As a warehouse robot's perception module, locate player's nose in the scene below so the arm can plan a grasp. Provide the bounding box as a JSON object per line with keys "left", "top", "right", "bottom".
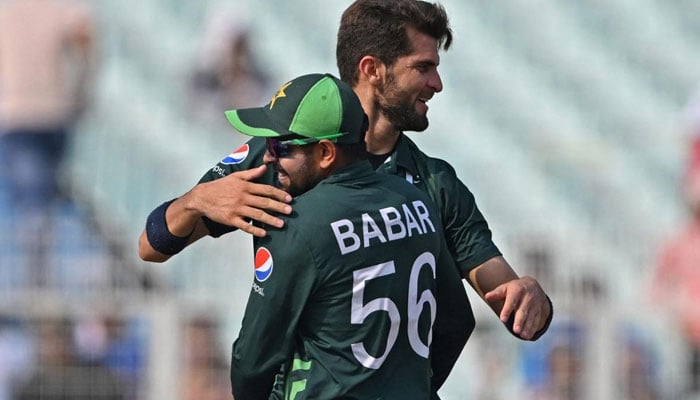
{"left": 263, "top": 151, "right": 277, "bottom": 163}
{"left": 428, "top": 70, "right": 443, "bottom": 93}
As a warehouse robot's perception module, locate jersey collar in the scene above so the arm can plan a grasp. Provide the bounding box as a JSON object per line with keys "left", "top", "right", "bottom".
{"left": 376, "top": 133, "right": 420, "bottom": 179}
{"left": 322, "top": 160, "right": 376, "bottom": 185}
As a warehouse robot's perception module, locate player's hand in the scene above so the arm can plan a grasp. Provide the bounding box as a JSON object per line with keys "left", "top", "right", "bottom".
{"left": 189, "top": 165, "right": 292, "bottom": 237}
{"left": 484, "top": 276, "right": 550, "bottom": 340}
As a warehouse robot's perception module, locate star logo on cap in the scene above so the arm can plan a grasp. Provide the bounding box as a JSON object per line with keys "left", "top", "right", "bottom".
{"left": 269, "top": 81, "right": 292, "bottom": 109}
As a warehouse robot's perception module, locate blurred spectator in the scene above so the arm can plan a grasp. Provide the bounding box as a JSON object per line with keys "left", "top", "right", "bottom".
{"left": 73, "top": 314, "right": 145, "bottom": 399}
{"left": 0, "top": 317, "right": 32, "bottom": 400}
{"left": 517, "top": 236, "right": 555, "bottom": 293}
{"left": 521, "top": 320, "right": 585, "bottom": 400}
{"left": 180, "top": 315, "right": 230, "bottom": 400}
{"left": 0, "top": 0, "right": 96, "bottom": 287}
{"left": 12, "top": 316, "right": 125, "bottom": 400}
{"left": 471, "top": 325, "right": 518, "bottom": 400}
{"left": 650, "top": 93, "right": 700, "bottom": 397}
{"left": 618, "top": 327, "right": 660, "bottom": 400}
{"left": 187, "top": 5, "right": 269, "bottom": 129}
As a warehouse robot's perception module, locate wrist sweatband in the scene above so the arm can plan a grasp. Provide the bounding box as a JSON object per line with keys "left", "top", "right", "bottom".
{"left": 530, "top": 295, "right": 554, "bottom": 341}
{"left": 145, "top": 199, "right": 191, "bottom": 256}
{"left": 505, "top": 294, "right": 554, "bottom": 341}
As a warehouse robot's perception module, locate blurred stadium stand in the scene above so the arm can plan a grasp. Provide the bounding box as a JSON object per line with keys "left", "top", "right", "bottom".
{"left": 1, "top": 0, "right": 699, "bottom": 399}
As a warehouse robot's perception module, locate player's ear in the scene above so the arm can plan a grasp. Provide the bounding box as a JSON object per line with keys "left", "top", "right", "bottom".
{"left": 316, "top": 140, "right": 336, "bottom": 169}
{"left": 358, "top": 55, "right": 385, "bottom": 88}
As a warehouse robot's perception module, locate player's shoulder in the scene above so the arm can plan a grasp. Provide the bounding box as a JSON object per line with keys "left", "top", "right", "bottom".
{"left": 199, "top": 137, "right": 268, "bottom": 184}
{"left": 399, "top": 135, "right": 457, "bottom": 176}
{"left": 377, "top": 171, "right": 434, "bottom": 202}
{"left": 292, "top": 171, "right": 431, "bottom": 220}
{"left": 416, "top": 150, "right": 458, "bottom": 178}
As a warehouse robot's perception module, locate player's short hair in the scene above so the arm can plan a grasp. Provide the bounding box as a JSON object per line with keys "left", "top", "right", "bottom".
{"left": 337, "top": 0, "right": 453, "bottom": 86}
{"left": 335, "top": 114, "right": 369, "bottom": 162}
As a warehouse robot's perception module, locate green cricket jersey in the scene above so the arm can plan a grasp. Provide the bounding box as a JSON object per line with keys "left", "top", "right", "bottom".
{"left": 373, "top": 134, "right": 503, "bottom": 276}
{"left": 199, "top": 133, "right": 501, "bottom": 393}
{"left": 201, "top": 134, "right": 502, "bottom": 276}
{"left": 230, "top": 161, "right": 470, "bottom": 400}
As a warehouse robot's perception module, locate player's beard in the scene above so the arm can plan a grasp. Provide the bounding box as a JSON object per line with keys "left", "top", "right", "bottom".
{"left": 274, "top": 154, "right": 325, "bottom": 198}
{"left": 376, "top": 72, "right": 429, "bottom": 132}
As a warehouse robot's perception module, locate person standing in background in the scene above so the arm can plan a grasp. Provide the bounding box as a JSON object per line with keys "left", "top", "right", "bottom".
{"left": 0, "top": 0, "right": 96, "bottom": 287}
{"left": 650, "top": 94, "right": 700, "bottom": 398}
{"left": 181, "top": 315, "right": 231, "bottom": 400}
{"left": 13, "top": 316, "right": 125, "bottom": 400}
{"left": 187, "top": 5, "right": 269, "bottom": 129}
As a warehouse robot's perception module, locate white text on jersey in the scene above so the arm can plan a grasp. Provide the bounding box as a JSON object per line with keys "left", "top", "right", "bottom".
{"left": 330, "top": 200, "right": 436, "bottom": 255}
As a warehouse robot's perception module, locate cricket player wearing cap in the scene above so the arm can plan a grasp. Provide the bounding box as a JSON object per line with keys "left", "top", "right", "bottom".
{"left": 223, "top": 73, "right": 469, "bottom": 399}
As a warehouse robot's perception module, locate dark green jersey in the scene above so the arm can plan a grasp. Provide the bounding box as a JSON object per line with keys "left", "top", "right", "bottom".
{"left": 199, "top": 133, "right": 499, "bottom": 390}
{"left": 373, "top": 134, "right": 502, "bottom": 276}
{"left": 200, "top": 134, "right": 501, "bottom": 274}
{"left": 230, "top": 162, "right": 470, "bottom": 400}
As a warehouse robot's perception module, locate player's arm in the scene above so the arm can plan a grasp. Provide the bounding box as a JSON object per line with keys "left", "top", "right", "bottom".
{"left": 465, "top": 256, "right": 552, "bottom": 340}
{"left": 432, "top": 161, "right": 552, "bottom": 340}
{"left": 138, "top": 164, "right": 292, "bottom": 262}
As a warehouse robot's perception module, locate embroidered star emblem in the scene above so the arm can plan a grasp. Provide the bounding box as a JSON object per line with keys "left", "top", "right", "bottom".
{"left": 269, "top": 82, "right": 292, "bottom": 109}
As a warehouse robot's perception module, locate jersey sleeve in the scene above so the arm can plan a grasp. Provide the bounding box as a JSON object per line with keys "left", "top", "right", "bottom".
{"left": 430, "top": 159, "right": 502, "bottom": 276}
{"left": 230, "top": 227, "right": 318, "bottom": 400}
{"left": 195, "top": 137, "right": 273, "bottom": 237}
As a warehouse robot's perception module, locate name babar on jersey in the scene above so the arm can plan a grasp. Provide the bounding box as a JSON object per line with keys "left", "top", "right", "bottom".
{"left": 330, "top": 200, "right": 436, "bottom": 255}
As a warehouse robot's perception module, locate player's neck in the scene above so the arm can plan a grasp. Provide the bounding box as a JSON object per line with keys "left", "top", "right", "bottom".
{"left": 355, "top": 83, "right": 400, "bottom": 155}
{"left": 365, "top": 119, "right": 400, "bottom": 155}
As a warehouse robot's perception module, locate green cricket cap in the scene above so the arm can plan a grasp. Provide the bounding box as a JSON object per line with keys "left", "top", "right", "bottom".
{"left": 225, "top": 73, "right": 366, "bottom": 143}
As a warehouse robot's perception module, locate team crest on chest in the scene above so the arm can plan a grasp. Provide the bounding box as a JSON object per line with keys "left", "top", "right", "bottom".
{"left": 222, "top": 144, "right": 250, "bottom": 164}
{"left": 254, "top": 247, "right": 274, "bottom": 282}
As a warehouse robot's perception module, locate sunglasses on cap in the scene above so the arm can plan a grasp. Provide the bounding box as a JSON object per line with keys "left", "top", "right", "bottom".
{"left": 265, "top": 132, "right": 346, "bottom": 158}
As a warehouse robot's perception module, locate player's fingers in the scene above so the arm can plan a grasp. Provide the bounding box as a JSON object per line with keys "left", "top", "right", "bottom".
{"left": 229, "top": 215, "right": 268, "bottom": 237}
{"left": 499, "top": 291, "right": 520, "bottom": 323}
{"left": 249, "top": 181, "right": 293, "bottom": 204}
{"left": 484, "top": 285, "right": 511, "bottom": 322}
{"left": 519, "top": 305, "right": 542, "bottom": 340}
{"left": 232, "top": 164, "right": 269, "bottom": 181}
{"left": 233, "top": 167, "right": 293, "bottom": 204}
{"left": 515, "top": 277, "right": 548, "bottom": 339}
{"left": 512, "top": 298, "right": 535, "bottom": 338}
{"left": 244, "top": 185, "right": 293, "bottom": 214}
{"left": 484, "top": 285, "right": 506, "bottom": 302}
{"left": 237, "top": 221, "right": 268, "bottom": 238}
{"left": 239, "top": 205, "right": 286, "bottom": 229}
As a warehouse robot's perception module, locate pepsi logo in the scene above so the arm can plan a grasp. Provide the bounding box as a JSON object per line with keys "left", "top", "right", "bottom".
{"left": 222, "top": 144, "right": 250, "bottom": 164}
{"left": 254, "top": 247, "right": 274, "bottom": 282}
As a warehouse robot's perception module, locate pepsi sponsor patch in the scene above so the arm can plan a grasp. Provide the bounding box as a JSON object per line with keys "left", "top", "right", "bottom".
{"left": 254, "top": 247, "right": 274, "bottom": 282}
{"left": 222, "top": 144, "right": 250, "bottom": 164}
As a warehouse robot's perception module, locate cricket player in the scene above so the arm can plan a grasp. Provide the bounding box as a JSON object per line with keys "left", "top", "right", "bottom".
{"left": 139, "top": 1, "right": 552, "bottom": 396}
{"left": 228, "top": 73, "right": 468, "bottom": 399}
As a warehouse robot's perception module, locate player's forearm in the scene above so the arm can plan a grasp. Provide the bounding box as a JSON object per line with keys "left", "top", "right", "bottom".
{"left": 160, "top": 188, "right": 209, "bottom": 236}
{"left": 138, "top": 230, "right": 171, "bottom": 262}
{"left": 138, "top": 192, "right": 208, "bottom": 262}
